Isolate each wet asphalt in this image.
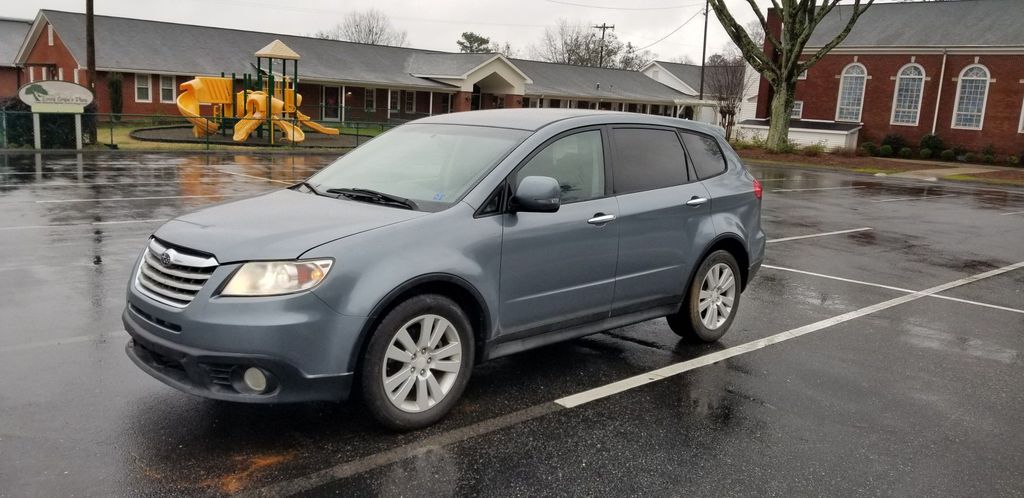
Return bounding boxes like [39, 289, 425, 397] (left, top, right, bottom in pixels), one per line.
[0, 152, 1021, 497]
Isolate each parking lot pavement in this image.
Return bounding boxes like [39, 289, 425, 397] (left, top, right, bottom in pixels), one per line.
[0, 152, 1021, 496]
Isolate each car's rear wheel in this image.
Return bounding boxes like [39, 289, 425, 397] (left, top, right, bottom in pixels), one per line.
[360, 294, 474, 431]
[667, 250, 741, 342]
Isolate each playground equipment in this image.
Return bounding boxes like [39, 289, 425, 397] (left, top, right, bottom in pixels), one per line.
[174, 39, 339, 144]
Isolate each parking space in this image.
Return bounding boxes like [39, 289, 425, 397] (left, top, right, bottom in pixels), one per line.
[0, 153, 1021, 496]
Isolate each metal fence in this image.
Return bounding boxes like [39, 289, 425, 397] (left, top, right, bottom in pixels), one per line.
[0, 110, 398, 151]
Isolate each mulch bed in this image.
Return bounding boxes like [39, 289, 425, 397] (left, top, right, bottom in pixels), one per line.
[736, 148, 948, 172]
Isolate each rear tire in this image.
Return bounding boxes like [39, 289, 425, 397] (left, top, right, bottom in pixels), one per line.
[668, 250, 741, 342]
[359, 294, 474, 431]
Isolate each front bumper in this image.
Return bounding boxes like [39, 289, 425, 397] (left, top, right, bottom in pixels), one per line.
[124, 308, 353, 403]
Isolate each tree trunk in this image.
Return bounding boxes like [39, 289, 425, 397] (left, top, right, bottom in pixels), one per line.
[766, 79, 793, 151]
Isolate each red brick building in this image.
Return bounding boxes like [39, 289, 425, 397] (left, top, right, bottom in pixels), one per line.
[743, 0, 1024, 155]
[8, 10, 699, 124]
[0, 18, 31, 97]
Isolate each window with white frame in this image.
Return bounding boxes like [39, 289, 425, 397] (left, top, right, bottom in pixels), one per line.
[791, 101, 803, 119]
[952, 65, 990, 130]
[364, 88, 375, 110]
[159, 75, 176, 103]
[389, 90, 400, 111]
[405, 91, 416, 113]
[891, 64, 925, 125]
[135, 74, 152, 102]
[836, 63, 867, 122]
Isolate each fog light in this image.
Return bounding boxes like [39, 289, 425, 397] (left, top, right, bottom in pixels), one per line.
[243, 367, 268, 393]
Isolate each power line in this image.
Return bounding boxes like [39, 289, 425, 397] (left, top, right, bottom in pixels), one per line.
[634, 8, 703, 51]
[546, 0, 700, 11]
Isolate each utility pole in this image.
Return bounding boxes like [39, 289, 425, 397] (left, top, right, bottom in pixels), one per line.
[698, 0, 709, 101]
[592, 23, 615, 67]
[86, 0, 97, 142]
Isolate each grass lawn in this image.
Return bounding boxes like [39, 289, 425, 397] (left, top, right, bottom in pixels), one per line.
[737, 148, 947, 174]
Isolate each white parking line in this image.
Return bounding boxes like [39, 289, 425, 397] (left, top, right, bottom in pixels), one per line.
[766, 227, 872, 244]
[217, 169, 296, 184]
[0, 219, 169, 231]
[771, 186, 867, 193]
[763, 264, 1024, 315]
[871, 194, 955, 203]
[555, 260, 1024, 408]
[1001, 210, 1024, 216]
[0, 331, 129, 355]
[32, 193, 255, 204]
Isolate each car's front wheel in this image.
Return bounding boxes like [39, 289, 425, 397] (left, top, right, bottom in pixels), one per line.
[360, 294, 474, 431]
[667, 250, 741, 342]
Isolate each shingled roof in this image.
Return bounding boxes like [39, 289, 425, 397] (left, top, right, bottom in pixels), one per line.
[22, 10, 687, 103]
[806, 0, 1024, 48]
[0, 18, 31, 68]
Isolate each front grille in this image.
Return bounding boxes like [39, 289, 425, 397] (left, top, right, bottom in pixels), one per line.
[136, 238, 218, 308]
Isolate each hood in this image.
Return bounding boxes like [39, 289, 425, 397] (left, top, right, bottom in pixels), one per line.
[153, 189, 425, 262]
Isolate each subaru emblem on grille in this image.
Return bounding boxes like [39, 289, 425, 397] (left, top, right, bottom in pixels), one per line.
[159, 252, 172, 267]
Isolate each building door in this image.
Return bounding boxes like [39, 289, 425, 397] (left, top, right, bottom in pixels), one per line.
[471, 84, 482, 111]
[322, 86, 340, 121]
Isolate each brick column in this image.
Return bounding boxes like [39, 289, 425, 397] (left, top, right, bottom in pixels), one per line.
[452, 91, 473, 112]
[504, 94, 523, 108]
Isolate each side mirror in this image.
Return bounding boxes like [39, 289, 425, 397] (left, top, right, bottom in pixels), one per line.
[512, 176, 561, 213]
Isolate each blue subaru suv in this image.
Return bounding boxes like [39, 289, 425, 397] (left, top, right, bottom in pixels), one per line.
[124, 109, 765, 430]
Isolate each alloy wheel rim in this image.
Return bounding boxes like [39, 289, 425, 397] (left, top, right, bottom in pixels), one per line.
[698, 263, 736, 330]
[381, 314, 463, 413]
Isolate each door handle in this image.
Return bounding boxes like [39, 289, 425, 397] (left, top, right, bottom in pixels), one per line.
[685, 196, 709, 207]
[587, 213, 616, 225]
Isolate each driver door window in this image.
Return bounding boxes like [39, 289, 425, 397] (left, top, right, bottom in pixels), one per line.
[514, 130, 605, 203]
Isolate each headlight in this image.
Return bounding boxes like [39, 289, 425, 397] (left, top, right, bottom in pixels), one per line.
[221, 259, 333, 296]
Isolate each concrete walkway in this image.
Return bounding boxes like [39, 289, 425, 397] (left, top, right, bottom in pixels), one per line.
[876, 158, 1015, 180]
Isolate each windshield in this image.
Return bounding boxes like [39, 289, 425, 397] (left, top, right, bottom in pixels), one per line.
[308, 124, 530, 211]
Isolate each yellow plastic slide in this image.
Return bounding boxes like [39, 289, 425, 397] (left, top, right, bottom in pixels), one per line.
[232, 111, 263, 142]
[233, 92, 306, 143]
[177, 82, 218, 138]
[295, 111, 340, 135]
[274, 119, 305, 142]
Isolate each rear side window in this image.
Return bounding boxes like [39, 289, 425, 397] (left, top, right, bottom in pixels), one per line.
[515, 130, 605, 204]
[680, 132, 727, 179]
[611, 128, 688, 194]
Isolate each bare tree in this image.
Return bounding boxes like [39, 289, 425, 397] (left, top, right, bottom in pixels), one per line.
[530, 20, 653, 69]
[708, 0, 874, 150]
[490, 41, 519, 59]
[669, 54, 696, 64]
[315, 9, 408, 47]
[703, 54, 751, 138]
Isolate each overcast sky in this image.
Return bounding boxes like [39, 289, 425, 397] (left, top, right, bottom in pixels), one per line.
[6, 0, 889, 63]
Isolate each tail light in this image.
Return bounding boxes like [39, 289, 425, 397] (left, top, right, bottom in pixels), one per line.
[753, 178, 763, 200]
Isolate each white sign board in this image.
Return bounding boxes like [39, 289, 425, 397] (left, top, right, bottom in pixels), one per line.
[18, 80, 94, 113]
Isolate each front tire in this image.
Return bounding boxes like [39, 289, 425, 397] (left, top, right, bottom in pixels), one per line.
[360, 294, 474, 431]
[668, 250, 741, 342]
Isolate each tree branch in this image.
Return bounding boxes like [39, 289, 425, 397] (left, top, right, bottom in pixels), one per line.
[800, 0, 874, 71]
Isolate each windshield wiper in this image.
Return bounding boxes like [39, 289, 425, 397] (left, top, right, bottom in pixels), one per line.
[325, 187, 419, 210]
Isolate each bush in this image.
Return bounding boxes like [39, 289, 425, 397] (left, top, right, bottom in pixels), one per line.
[879, 144, 894, 157]
[831, 146, 857, 157]
[881, 133, 908, 152]
[940, 149, 956, 161]
[802, 142, 827, 157]
[952, 145, 968, 157]
[898, 147, 913, 158]
[0, 97, 97, 148]
[981, 144, 996, 157]
[964, 152, 977, 163]
[771, 139, 798, 154]
[861, 141, 878, 156]
[1009, 155, 1021, 167]
[983, 154, 996, 164]
[919, 148, 933, 159]
[920, 134, 944, 151]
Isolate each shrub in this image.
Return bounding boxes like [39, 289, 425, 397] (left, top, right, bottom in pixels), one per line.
[952, 145, 968, 157]
[963, 152, 977, 163]
[919, 148, 933, 159]
[981, 144, 996, 157]
[771, 139, 798, 154]
[879, 144, 894, 157]
[983, 154, 996, 164]
[881, 133, 908, 152]
[920, 134, 944, 151]
[898, 147, 913, 158]
[861, 141, 878, 156]
[802, 142, 827, 157]
[831, 146, 857, 157]
[939, 149, 956, 161]
[1009, 155, 1021, 167]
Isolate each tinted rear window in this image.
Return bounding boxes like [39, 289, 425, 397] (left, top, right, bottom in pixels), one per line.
[611, 128, 688, 194]
[680, 132, 727, 179]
